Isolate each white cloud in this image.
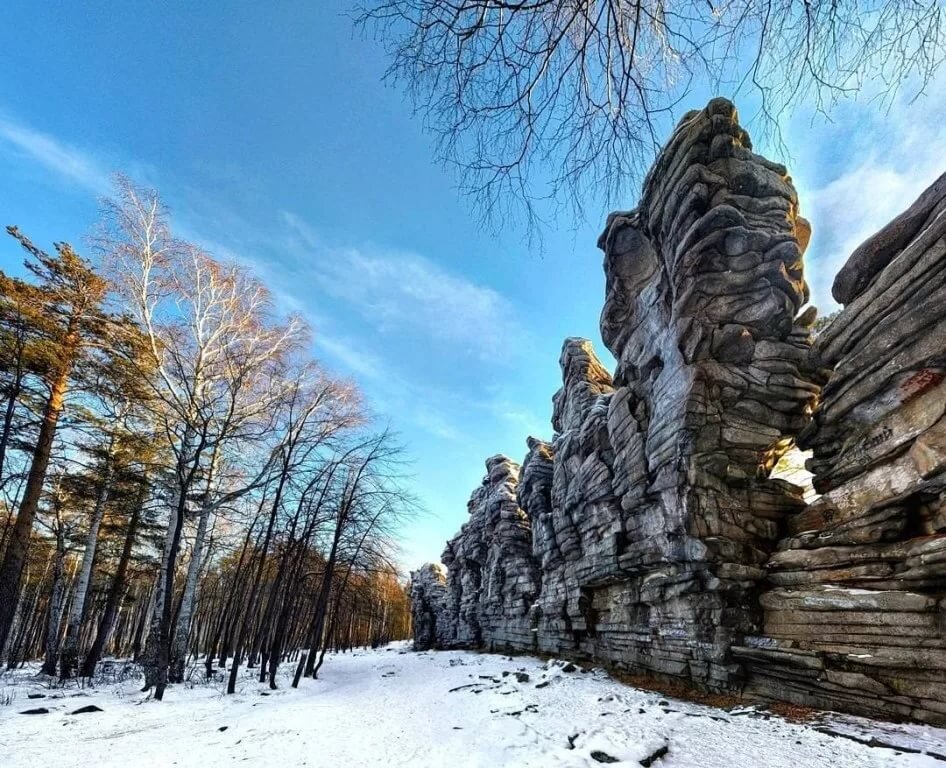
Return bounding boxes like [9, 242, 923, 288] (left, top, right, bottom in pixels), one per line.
[280, 212, 524, 361]
[0, 116, 536, 453]
[806, 164, 941, 309]
[321, 247, 522, 359]
[797, 80, 946, 311]
[0, 115, 112, 194]
[315, 332, 387, 382]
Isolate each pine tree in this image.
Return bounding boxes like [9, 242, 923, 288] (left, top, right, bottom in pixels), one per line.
[0, 227, 109, 656]
[57, 331, 157, 679]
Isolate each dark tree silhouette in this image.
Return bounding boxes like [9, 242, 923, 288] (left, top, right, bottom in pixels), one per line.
[358, 0, 945, 225]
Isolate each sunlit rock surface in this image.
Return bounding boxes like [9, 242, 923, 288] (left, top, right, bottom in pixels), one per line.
[410, 102, 946, 725]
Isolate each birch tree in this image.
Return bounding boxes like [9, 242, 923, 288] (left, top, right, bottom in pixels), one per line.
[101, 178, 305, 699]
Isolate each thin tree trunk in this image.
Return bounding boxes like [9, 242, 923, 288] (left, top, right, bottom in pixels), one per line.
[265, 541, 312, 688]
[81, 481, 144, 677]
[40, 527, 67, 676]
[227, 466, 289, 695]
[143, 421, 207, 700]
[132, 583, 153, 661]
[0, 367, 24, 491]
[6, 552, 52, 669]
[60, 439, 115, 679]
[314, 586, 348, 677]
[205, 512, 258, 678]
[169, 453, 218, 683]
[297, 533, 342, 684]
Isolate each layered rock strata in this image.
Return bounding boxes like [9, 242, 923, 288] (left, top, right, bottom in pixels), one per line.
[410, 102, 946, 725]
[409, 564, 450, 651]
[736, 172, 946, 724]
[440, 455, 539, 649]
[539, 97, 817, 689]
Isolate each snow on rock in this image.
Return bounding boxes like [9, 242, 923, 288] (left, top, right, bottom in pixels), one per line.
[2, 644, 943, 767]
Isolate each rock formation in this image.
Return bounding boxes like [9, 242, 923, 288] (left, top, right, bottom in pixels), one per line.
[535, 98, 817, 690]
[440, 455, 539, 649]
[736, 171, 946, 725]
[409, 564, 449, 651]
[410, 100, 946, 725]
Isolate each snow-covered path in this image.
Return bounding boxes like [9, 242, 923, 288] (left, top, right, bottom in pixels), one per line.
[2, 645, 944, 767]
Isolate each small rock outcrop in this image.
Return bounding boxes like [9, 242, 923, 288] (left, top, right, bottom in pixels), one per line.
[410, 101, 946, 726]
[441, 456, 539, 649]
[409, 564, 450, 651]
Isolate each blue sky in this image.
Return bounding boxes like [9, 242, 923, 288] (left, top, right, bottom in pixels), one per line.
[1, 2, 944, 571]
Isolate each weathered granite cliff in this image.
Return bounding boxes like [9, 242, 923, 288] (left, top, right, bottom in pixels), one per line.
[439, 455, 539, 649]
[411, 100, 946, 725]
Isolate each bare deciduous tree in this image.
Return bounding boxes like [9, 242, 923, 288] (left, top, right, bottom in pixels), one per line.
[1, 176, 416, 695]
[358, 0, 945, 225]
[101, 178, 307, 699]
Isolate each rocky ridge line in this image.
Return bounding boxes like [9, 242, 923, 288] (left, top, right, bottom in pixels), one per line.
[410, 101, 946, 726]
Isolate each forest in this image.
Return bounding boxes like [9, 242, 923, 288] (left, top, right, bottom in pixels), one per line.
[0, 177, 413, 701]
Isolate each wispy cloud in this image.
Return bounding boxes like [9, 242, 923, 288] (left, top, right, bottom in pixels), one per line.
[0, 113, 542, 459]
[323, 343, 469, 441]
[797, 80, 946, 311]
[282, 211, 524, 361]
[314, 326, 547, 445]
[411, 409, 464, 442]
[0, 115, 112, 194]
[315, 332, 387, 382]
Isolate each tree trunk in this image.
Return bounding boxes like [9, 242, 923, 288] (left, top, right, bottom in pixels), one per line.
[226, 466, 289, 695]
[0, 345, 74, 655]
[60, 439, 115, 679]
[314, 587, 346, 677]
[266, 544, 311, 689]
[205, 513, 258, 679]
[169, 455, 218, 684]
[141, 483, 188, 699]
[81, 481, 144, 677]
[0, 358, 24, 491]
[142, 420, 207, 700]
[40, 528, 67, 676]
[131, 584, 153, 661]
[296, 532, 341, 684]
[6, 550, 52, 668]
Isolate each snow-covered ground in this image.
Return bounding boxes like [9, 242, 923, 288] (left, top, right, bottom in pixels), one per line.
[2, 644, 944, 767]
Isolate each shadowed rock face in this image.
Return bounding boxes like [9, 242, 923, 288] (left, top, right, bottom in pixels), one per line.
[409, 564, 449, 651]
[411, 101, 946, 725]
